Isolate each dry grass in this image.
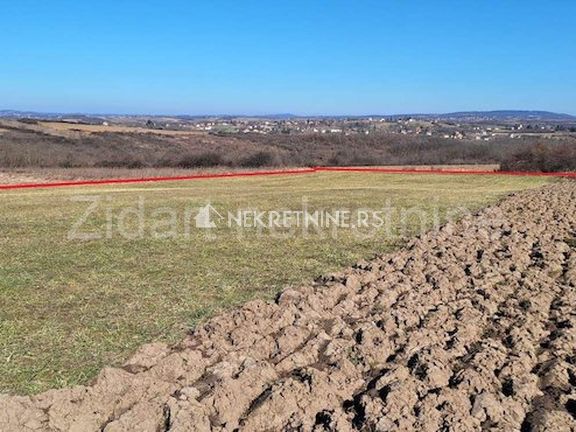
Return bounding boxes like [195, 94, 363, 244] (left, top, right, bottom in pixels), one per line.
[0, 172, 550, 394]
[331, 164, 500, 171]
[0, 167, 290, 183]
[37, 121, 204, 136]
[0, 165, 500, 184]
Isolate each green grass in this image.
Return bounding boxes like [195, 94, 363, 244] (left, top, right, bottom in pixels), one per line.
[0, 172, 550, 394]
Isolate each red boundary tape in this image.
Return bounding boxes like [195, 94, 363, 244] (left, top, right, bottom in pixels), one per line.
[1, 166, 575, 191]
[316, 167, 576, 177]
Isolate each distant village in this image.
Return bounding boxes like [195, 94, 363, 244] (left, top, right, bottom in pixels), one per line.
[4, 111, 576, 142]
[142, 116, 576, 141]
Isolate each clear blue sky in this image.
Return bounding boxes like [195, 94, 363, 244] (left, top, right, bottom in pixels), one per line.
[2, 0, 575, 115]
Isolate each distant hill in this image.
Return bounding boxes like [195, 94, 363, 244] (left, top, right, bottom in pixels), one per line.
[432, 110, 576, 121]
[0, 110, 98, 120]
[0, 110, 48, 118]
[0, 109, 574, 122]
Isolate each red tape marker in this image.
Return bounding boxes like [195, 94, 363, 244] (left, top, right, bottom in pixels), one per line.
[0, 166, 574, 191]
[0, 168, 316, 190]
[315, 166, 576, 177]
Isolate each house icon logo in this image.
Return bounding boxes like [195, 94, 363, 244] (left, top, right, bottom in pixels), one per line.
[195, 204, 224, 229]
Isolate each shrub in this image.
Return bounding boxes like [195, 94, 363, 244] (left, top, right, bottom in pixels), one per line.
[240, 151, 277, 167]
[500, 142, 576, 172]
[96, 159, 145, 169]
[177, 152, 223, 168]
[326, 150, 382, 166]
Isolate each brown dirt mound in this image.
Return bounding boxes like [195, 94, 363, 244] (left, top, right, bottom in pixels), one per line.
[2, 182, 576, 431]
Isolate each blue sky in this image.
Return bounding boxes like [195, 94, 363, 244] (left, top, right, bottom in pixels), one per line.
[1, 0, 575, 115]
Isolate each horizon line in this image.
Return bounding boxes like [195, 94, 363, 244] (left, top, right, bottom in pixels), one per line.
[1, 108, 575, 118]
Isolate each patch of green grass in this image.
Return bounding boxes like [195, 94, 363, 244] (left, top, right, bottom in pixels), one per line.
[0, 172, 550, 394]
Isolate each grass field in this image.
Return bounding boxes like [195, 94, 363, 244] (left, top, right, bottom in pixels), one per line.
[0, 172, 550, 394]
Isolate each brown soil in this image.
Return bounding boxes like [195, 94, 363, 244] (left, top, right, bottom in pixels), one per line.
[2, 182, 576, 431]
